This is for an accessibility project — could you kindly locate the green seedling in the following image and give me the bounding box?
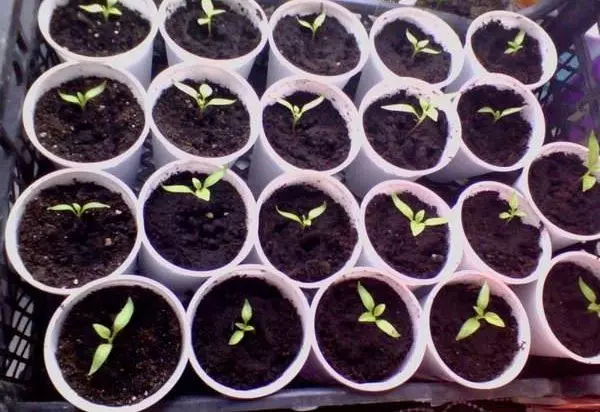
[277,95,325,131]
[505,29,526,55]
[406,29,441,59]
[391,193,447,237]
[88,297,134,375]
[477,105,525,123]
[578,277,600,316]
[197,0,225,37]
[499,192,527,222]
[276,202,327,229]
[229,299,255,345]
[162,167,226,202]
[357,282,400,339]
[47,202,110,218]
[582,131,600,192]
[79,0,121,21]
[58,81,106,110]
[173,81,236,113]
[297,8,326,40]
[456,282,506,341]
[382,97,439,132]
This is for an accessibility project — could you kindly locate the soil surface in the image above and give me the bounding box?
[165,0,261,59]
[152,80,249,157]
[529,152,600,235]
[50,0,150,56]
[457,85,531,167]
[18,182,136,289]
[375,20,451,84]
[144,171,247,271]
[462,191,542,278]
[431,283,520,382]
[544,262,600,357]
[57,286,181,406]
[193,276,302,389]
[416,0,505,19]
[262,91,350,170]
[363,90,449,170]
[259,184,358,283]
[316,278,413,382]
[34,77,144,163]
[472,20,543,85]
[273,13,361,76]
[365,193,449,279]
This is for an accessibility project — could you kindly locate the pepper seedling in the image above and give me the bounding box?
[456,282,506,341]
[47,202,110,218]
[477,105,525,123]
[79,0,121,22]
[391,194,447,237]
[406,29,441,59]
[297,8,326,40]
[58,81,106,111]
[499,192,527,222]
[582,131,600,192]
[277,95,325,131]
[578,277,600,317]
[162,167,226,202]
[173,81,236,113]
[357,282,400,339]
[197,0,225,37]
[229,299,255,345]
[382,97,439,132]
[276,202,327,229]
[88,297,134,375]
[505,29,526,55]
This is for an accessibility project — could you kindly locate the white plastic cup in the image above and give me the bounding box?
[43,275,189,412]
[137,160,257,293]
[147,62,260,168]
[22,62,149,185]
[359,180,462,289]
[4,169,142,296]
[38,0,158,87]
[254,171,362,290]
[266,0,370,89]
[515,142,600,251]
[454,181,552,285]
[516,251,600,362]
[354,7,465,104]
[345,78,461,198]
[419,270,531,390]
[186,264,311,399]
[247,76,361,196]
[305,266,425,392]
[158,0,269,79]
[430,73,546,183]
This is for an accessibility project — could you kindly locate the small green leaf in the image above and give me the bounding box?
[241,299,252,323]
[501,106,526,118]
[80,202,110,215]
[307,202,327,220]
[201,0,214,13]
[420,47,441,55]
[416,39,430,48]
[47,204,76,213]
[84,81,107,101]
[277,98,294,111]
[108,7,121,16]
[192,177,202,191]
[276,207,304,225]
[296,18,313,30]
[375,319,401,338]
[72,203,82,215]
[162,184,195,195]
[229,330,245,346]
[499,212,512,220]
[514,29,526,45]
[196,187,211,202]
[410,221,425,237]
[477,282,490,311]
[301,96,325,113]
[357,282,375,312]
[79,4,105,14]
[173,81,199,99]
[198,84,212,100]
[112,297,134,336]
[197,17,210,26]
[58,92,81,106]
[313,9,326,30]
[582,174,597,192]
[358,312,376,323]
[477,107,497,115]
[579,276,597,304]
[414,210,425,223]
[242,325,255,332]
[405,29,418,46]
[426,106,439,122]
[424,217,448,227]
[107,0,119,7]
[88,343,112,375]
[484,312,506,328]
[211,9,225,17]
[456,317,480,341]
[474,306,484,317]
[391,194,414,220]
[204,167,226,188]
[373,303,386,317]
[207,98,237,107]
[92,324,111,340]
[509,192,520,210]
[381,103,418,117]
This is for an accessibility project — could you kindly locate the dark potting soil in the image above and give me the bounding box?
[273,13,361,76]
[165,0,261,59]
[193,276,302,389]
[34,77,144,163]
[374,20,451,84]
[144,171,247,271]
[262,91,350,170]
[416,0,505,19]
[471,20,543,85]
[365,193,449,279]
[462,191,542,278]
[544,262,600,357]
[18,182,136,289]
[152,80,249,157]
[457,85,531,167]
[57,286,181,406]
[50,0,150,57]
[431,283,520,382]
[529,152,600,235]
[315,278,413,383]
[363,90,449,170]
[259,184,358,283]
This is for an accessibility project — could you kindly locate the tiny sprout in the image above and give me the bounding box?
[391,194,447,237]
[382,97,438,132]
[79,0,121,22]
[58,81,106,110]
[578,277,600,316]
[277,95,325,131]
[582,131,600,192]
[88,297,134,375]
[276,202,327,229]
[477,106,525,123]
[173,81,236,113]
[505,29,526,55]
[229,299,255,345]
[357,282,400,339]
[47,202,110,218]
[162,168,226,202]
[406,29,441,59]
[456,282,505,341]
[197,0,225,37]
[499,192,527,222]
[297,8,326,40]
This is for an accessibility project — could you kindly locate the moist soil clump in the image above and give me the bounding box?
[57,286,181,406]
[18,182,136,289]
[192,276,302,389]
[144,171,247,270]
[35,77,144,162]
